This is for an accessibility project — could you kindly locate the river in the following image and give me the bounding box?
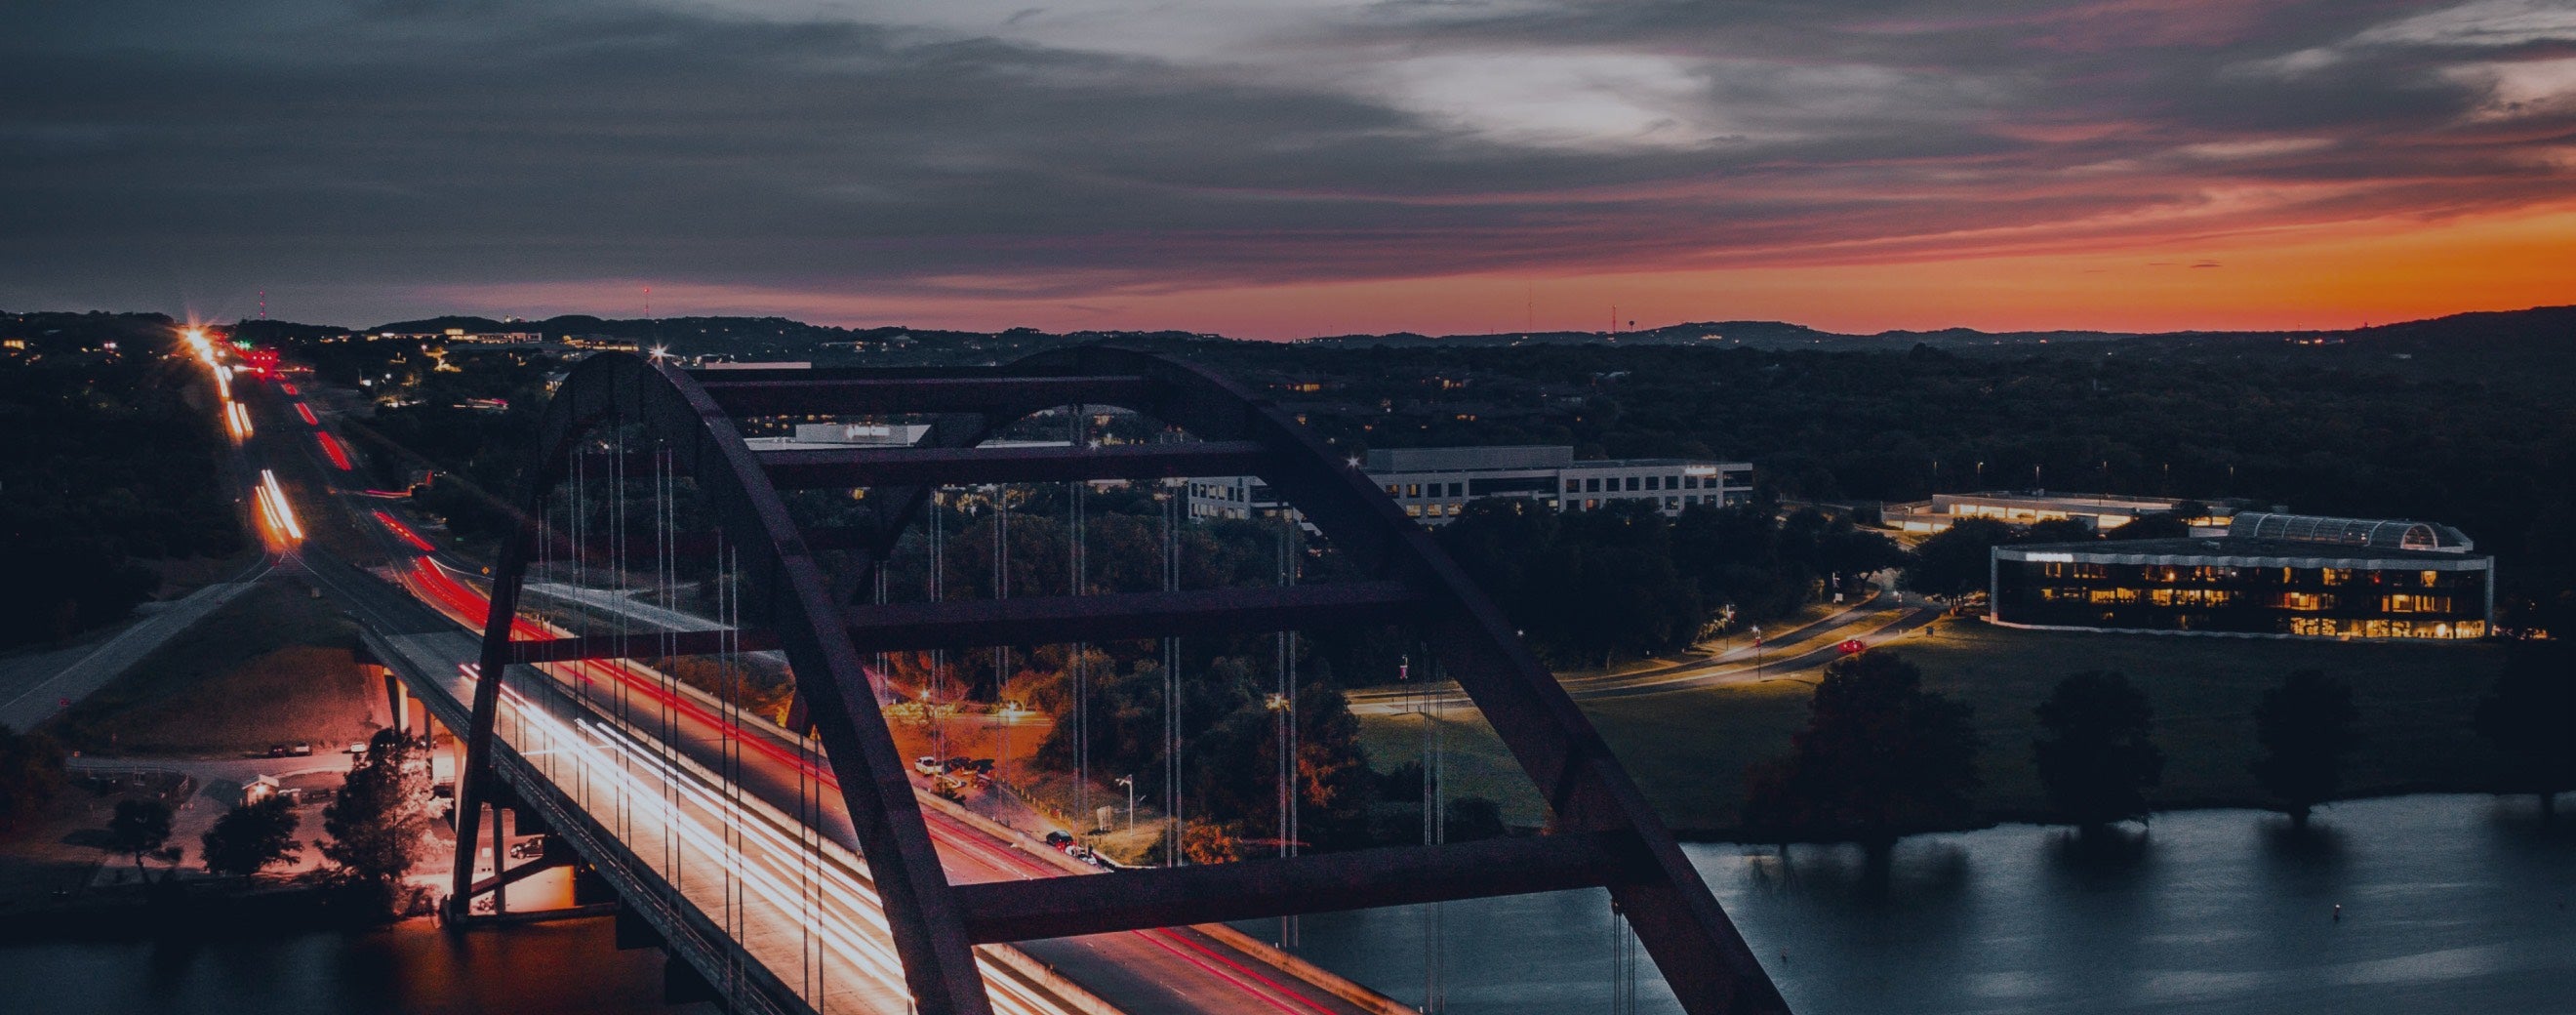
[3,793,2566,1013]
[1271,793,2576,1014]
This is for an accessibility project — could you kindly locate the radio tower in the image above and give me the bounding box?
[259,290,266,319]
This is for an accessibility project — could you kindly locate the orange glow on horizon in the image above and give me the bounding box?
[436,200,2576,340]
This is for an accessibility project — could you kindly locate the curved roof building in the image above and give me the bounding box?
[1990,512,2494,641]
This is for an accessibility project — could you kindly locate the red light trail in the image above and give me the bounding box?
[374,510,437,553]
[316,431,353,469]
[295,403,319,426]
[401,553,1345,1015]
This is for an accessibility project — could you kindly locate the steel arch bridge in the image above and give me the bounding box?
[458,346,1789,1015]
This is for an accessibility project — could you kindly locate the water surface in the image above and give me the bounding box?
[1268,793,2576,1014]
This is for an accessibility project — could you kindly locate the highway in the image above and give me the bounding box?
[238,362,1384,1015]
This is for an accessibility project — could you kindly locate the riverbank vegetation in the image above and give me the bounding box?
[1362,621,2532,837]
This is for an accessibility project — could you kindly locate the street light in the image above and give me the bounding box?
[1751,627,1764,682]
[1114,775,1135,832]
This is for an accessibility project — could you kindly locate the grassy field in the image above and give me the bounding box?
[46,580,389,756]
[1358,620,2510,836]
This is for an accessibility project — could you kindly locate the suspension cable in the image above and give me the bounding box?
[929,488,946,763]
[1161,472,1182,866]
[992,483,1010,790]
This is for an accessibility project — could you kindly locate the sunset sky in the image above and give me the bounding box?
[7,0,2574,339]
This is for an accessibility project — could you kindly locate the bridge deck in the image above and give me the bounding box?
[330,555,1385,1015]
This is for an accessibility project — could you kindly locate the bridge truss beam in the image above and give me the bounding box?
[461,346,1790,1015]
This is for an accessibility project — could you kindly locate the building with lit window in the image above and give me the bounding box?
[1991,512,2494,641]
[1187,445,1752,526]
[1882,491,2247,534]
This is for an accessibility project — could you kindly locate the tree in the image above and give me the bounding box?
[1443,795,1508,843]
[107,797,176,881]
[1180,820,1241,866]
[1739,651,1980,856]
[1902,518,2014,598]
[322,729,435,887]
[2032,670,2163,832]
[2475,641,2576,822]
[2251,670,2358,829]
[0,725,66,832]
[202,795,303,876]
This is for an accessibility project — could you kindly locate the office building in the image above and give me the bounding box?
[1882,491,2244,534]
[1187,445,1752,526]
[1990,511,2494,640]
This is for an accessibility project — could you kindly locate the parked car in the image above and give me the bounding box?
[508,835,548,860]
[1838,638,1867,654]
[913,755,946,775]
[266,744,291,758]
[1043,831,1073,850]
[291,743,313,756]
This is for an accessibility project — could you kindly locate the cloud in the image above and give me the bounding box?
[2353,0,2576,48]
[1,0,2572,330]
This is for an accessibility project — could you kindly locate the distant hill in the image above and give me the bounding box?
[124,302,2551,362]
[1300,318,2143,350]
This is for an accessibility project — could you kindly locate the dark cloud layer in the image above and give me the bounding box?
[4,0,2572,324]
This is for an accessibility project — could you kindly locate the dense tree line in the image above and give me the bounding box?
[0,725,66,832]
[1192,327,2576,625]
[0,313,245,648]
[1744,649,2567,857]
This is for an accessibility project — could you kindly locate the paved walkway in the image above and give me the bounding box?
[0,559,272,733]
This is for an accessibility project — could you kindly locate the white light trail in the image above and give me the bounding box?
[258,468,303,541]
[477,681,1066,1015]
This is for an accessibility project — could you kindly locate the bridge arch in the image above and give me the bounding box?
[463,346,1787,1015]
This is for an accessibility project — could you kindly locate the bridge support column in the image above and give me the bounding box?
[490,802,508,916]
[383,670,407,738]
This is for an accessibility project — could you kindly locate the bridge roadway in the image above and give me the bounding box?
[251,391,1386,1015]
[302,544,1384,1015]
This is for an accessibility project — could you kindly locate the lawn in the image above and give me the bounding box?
[1357,620,2510,836]
[45,580,389,756]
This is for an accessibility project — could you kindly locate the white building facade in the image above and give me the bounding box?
[1187,445,1752,526]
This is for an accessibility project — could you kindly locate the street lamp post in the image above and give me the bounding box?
[1116,775,1135,832]
[1751,627,1764,682]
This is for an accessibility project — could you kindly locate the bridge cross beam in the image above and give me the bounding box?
[461,347,1790,1015]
